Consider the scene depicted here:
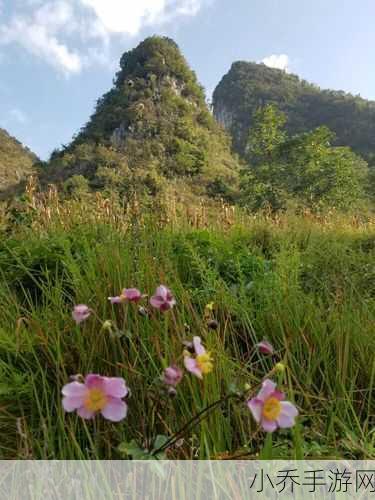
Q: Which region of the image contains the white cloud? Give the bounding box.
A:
[0,1,82,75]
[0,0,207,75]
[9,108,28,124]
[261,54,289,72]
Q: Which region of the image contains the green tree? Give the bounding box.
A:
[246,104,286,164]
[241,105,289,211]
[241,106,368,211]
[281,127,368,209]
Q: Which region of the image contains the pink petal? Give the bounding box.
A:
[276,414,295,428]
[109,296,122,304]
[257,340,274,355]
[85,374,105,390]
[72,304,91,324]
[163,366,183,386]
[77,406,95,419]
[193,336,205,356]
[184,356,202,379]
[101,398,128,422]
[150,296,164,309]
[159,301,172,312]
[103,377,128,398]
[61,381,87,398]
[124,288,142,302]
[62,396,86,412]
[156,285,168,300]
[257,379,277,402]
[279,401,298,418]
[271,390,286,401]
[247,398,263,423]
[261,418,278,433]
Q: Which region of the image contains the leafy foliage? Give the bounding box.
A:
[240,105,369,211]
[0,128,38,198]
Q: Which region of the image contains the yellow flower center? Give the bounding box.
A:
[196,352,214,375]
[84,388,108,412]
[262,397,281,421]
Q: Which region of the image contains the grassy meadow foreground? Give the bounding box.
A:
[0,188,374,460]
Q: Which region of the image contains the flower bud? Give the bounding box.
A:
[274,362,286,373]
[102,320,114,331]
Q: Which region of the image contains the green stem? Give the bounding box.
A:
[259,432,273,459]
[151,393,240,456]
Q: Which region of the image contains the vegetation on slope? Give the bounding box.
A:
[45,37,239,201]
[0,128,37,199]
[213,61,375,164]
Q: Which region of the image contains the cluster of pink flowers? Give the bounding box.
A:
[72,285,176,325]
[161,336,214,395]
[67,286,299,435]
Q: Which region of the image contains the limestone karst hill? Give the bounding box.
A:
[45,36,240,201]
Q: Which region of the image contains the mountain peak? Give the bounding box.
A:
[47,36,239,200]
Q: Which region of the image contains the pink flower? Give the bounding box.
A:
[256,340,274,355]
[62,374,129,422]
[150,285,176,312]
[72,304,91,325]
[247,379,298,432]
[163,365,183,387]
[183,336,213,379]
[108,288,143,304]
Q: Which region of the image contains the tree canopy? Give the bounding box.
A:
[240,105,369,211]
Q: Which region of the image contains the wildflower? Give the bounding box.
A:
[205,302,215,314]
[274,362,286,373]
[163,365,183,387]
[256,340,274,355]
[109,288,143,304]
[184,336,213,379]
[247,379,298,432]
[62,374,129,422]
[72,304,91,325]
[102,320,114,331]
[150,285,176,312]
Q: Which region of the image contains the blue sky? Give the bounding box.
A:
[1,0,375,160]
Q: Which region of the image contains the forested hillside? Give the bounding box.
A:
[0,128,37,199]
[45,36,240,201]
[213,61,375,162]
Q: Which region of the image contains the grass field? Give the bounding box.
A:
[0,189,374,459]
